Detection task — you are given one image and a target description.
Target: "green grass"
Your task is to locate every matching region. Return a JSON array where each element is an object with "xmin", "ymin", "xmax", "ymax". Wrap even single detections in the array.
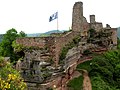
[
  {"xmin": 67, "ymin": 61, "xmax": 92, "ymax": 90},
  {"xmin": 67, "ymin": 75, "xmax": 83, "ymax": 90},
  {"xmin": 76, "ymin": 60, "xmax": 92, "ymax": 72}
]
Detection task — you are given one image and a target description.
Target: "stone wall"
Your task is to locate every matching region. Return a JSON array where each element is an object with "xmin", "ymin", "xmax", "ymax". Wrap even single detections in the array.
[
  {"xmin": 90, "ymin": 15, "xmax": 95, "ymax": 23},
  {"xmin": 111, "ymin": 28, "xmax": 117, "ymax": 45},
  {"xmin": 16, "ymin": 37, "xmax": 46, "ymax": 48},
  {"xmin": 90, "ymin": 22, "xmax": 103, "ymax": 32},
  {"xmin": 89, "ymin": 15, "xmax": 103, "ymax": 32},
  {"xmin": 16, "ymin": 37, "xmax": 56, "ymax": 49},
  {"xmin": 81, "ymin": 17, "xmax": 89, "ymax": 37}
]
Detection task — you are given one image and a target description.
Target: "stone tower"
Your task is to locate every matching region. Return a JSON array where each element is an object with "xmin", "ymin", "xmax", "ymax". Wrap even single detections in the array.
[
  {"xmin": 90, "ymin": 15, "xmax": 95, "ymax": 23},
  {"xmin": 72, "ymin": 2, "xmax": 83, "ymax": 32}
]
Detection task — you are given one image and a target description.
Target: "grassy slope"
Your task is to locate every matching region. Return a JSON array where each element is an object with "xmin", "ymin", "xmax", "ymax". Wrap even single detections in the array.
[
  {"xmin": 67, "ymin": 61, "xmax": 91, "ymax": 90},
  {"xmin": 67, "ymin": 75, "xmax": 83, "ymax": 90},
  {"xmin": 76, "ymin": 60, "xmax": 92, "ymax": 72}
]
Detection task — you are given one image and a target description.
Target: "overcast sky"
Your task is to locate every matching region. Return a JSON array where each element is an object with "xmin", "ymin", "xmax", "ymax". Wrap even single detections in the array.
[{"xmin": 0, "ymin": 0, "xmax": 119, "ymax": 34}]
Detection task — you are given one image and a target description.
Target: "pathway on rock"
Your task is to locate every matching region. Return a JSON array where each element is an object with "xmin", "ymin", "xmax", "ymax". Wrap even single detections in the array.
[{"xmin": 82, "ymin": 70, "xmax": 92, "ymax": 90}]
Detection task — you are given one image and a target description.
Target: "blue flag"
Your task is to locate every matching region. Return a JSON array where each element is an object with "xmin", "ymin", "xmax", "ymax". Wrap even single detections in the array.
[{"xmin": 49, "ymin": 12, "xmax": 58, "ymax": 22}]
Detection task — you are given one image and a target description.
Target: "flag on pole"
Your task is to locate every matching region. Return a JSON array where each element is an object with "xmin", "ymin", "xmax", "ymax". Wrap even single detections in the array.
[{"xmin": 49, "ymin": 12, "xmax": 58, "ymax": 22}]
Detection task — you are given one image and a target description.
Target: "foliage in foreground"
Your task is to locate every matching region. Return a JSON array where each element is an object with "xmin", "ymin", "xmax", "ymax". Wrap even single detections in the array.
[{"xmin": 0, "ymin": 56, "xmax": 27, "ymax": 90}]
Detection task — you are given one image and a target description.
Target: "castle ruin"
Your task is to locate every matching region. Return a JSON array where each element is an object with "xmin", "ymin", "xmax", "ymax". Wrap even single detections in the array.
[{"xmin": 15, "ymin": 1, "xmax": 117, "ymax": 90}]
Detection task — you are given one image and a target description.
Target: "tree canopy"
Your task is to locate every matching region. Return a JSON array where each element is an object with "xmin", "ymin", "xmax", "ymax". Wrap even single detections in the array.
[{"xmin": 0, "ymin": 28, "xmax": 26, "ymax": 63}]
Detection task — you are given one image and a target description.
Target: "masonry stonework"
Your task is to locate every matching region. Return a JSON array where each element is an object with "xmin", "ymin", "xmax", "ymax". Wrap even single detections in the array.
[
  {"xmin": 111, "ymin": 28, "xmax": 117, "ymax": 45},
  {"xmin": 72, "ymin": 2, "xmax": 83, "ymax": 32},
  {"xmin": 89, "ymin": 15, "xmax": 103, "ymax": 32},
  {"xmin": 90, "ymin": 15, "xmax": 95, "ymax": 23}
]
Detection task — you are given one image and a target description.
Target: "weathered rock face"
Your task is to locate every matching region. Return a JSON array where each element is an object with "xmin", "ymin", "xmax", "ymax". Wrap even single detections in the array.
[
  {"xmin": 66, "ymin": 47, "xmax": 80, "ymax": 58},
  {"xmin": 19, "ymin": 48, "xmax": 55, "ymax": 83},
  {"xmin": 64, "ymin": 47, "xmax": 80, "ymax": 70}
]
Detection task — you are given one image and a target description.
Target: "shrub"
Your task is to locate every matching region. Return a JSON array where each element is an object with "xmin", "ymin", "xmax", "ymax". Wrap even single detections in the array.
[{"xmin": 0, "ymin": 56, "xmax": 27, "ymax": 90}]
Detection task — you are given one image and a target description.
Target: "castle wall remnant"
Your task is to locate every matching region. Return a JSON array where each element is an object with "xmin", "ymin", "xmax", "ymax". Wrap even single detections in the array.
[
  {"xmin": 81, "ymin": 17, "xmax": 89, "ymax": 37},
  {"xmin": 90, "ymin": 15, "xmax": 95, "ymax": 23},
  {"xmin": 16, "ymin": 37, "xmax": 46, "ymax": 48},
  {"xmin": 72, "ymin": 2, "xmax": 83, "ymax": 32},
  {"xmin": 111, "ymin": 28, "xmax": 117, "ymax": 45},
  {"xmin": 89, "ymin": 15, "xmax": 103, "ymax": 32}
]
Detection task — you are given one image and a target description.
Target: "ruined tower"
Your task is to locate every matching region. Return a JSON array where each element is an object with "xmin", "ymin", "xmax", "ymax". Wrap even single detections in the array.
[
  {"xmin": 90, "ymin": 15, "xmax": 95, "ymax": 23},
  {"xmin": 72, "ymin": 2, "xmax": 83, "ymax": 32}
]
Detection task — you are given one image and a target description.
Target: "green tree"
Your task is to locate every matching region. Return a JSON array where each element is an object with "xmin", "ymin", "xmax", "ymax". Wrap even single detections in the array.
[
  {"xmin": 89, "ymin": 55, "xmax": 114, "ymax": 84},
  {"xmin": 89, "ymin": 50, "xmax": 120, "ymax": 89},
  {"xmin": 0, "ymin": 28, "xmax": 26, "ymax": 63},
  {"xmin": 91, "ymin": 76, "xmax": 112, "ymax": 90},
  {"xmin": 0, "ymin": 28, "xmax": 18, "ymax": 57},
  {"xmin": 19, "ymin": 31, "xmax": 27, "ymax": 37}
]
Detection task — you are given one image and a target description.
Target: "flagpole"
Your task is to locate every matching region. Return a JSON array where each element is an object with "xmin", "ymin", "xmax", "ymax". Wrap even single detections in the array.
[{"xmin": 57, "ymin": 12, "xmax": 58, "ymax": 30}]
